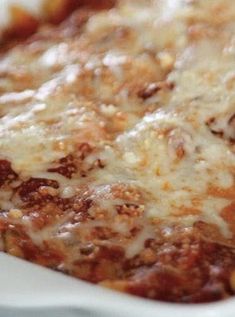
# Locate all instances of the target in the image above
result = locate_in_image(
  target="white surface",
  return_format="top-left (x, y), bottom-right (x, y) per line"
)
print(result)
top-left (0, 253), bottom-right (235, 317)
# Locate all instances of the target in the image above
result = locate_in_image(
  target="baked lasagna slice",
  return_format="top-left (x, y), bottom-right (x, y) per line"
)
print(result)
top-left (0, 0), bottom-right (235, 303)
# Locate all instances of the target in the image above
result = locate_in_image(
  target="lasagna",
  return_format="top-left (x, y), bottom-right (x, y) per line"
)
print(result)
top-left (0, 0), bottom-right (235, 303)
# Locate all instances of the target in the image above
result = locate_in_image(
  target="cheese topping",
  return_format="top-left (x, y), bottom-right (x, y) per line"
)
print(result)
top-left (0, 0), bottom-right (235, 269)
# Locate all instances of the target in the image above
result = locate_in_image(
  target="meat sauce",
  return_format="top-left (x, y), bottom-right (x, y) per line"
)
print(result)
top-left (0, 158), bottom-right (234, 303)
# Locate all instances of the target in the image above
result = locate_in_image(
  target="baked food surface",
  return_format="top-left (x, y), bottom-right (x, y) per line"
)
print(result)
top-left (0, 0), bottom-right (235, 303)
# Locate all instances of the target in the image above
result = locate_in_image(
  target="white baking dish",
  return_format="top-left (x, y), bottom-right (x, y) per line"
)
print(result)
top-left (0, 253), bottom-right (235, 317)
top-left (0, 1), bottom-right (235, 316)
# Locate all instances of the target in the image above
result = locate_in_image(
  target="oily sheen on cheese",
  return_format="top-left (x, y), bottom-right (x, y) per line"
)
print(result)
top-left (0, 0), bottom-right (235, 303)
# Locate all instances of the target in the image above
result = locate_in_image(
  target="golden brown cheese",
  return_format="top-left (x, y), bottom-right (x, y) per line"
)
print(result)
top-left (0, 0), bottom-right (235, 303)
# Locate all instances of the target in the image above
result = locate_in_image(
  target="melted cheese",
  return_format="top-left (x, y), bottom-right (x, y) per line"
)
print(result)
top-left (1, 0), bottom-right (235, 261)
top-left (115, 108), bottom-right (235, 236)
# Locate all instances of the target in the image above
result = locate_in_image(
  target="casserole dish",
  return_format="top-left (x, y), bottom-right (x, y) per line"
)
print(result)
top-left (0, 0), bottom-right (235, 314)
top-left (1, 252), bottom-right (235, 317)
